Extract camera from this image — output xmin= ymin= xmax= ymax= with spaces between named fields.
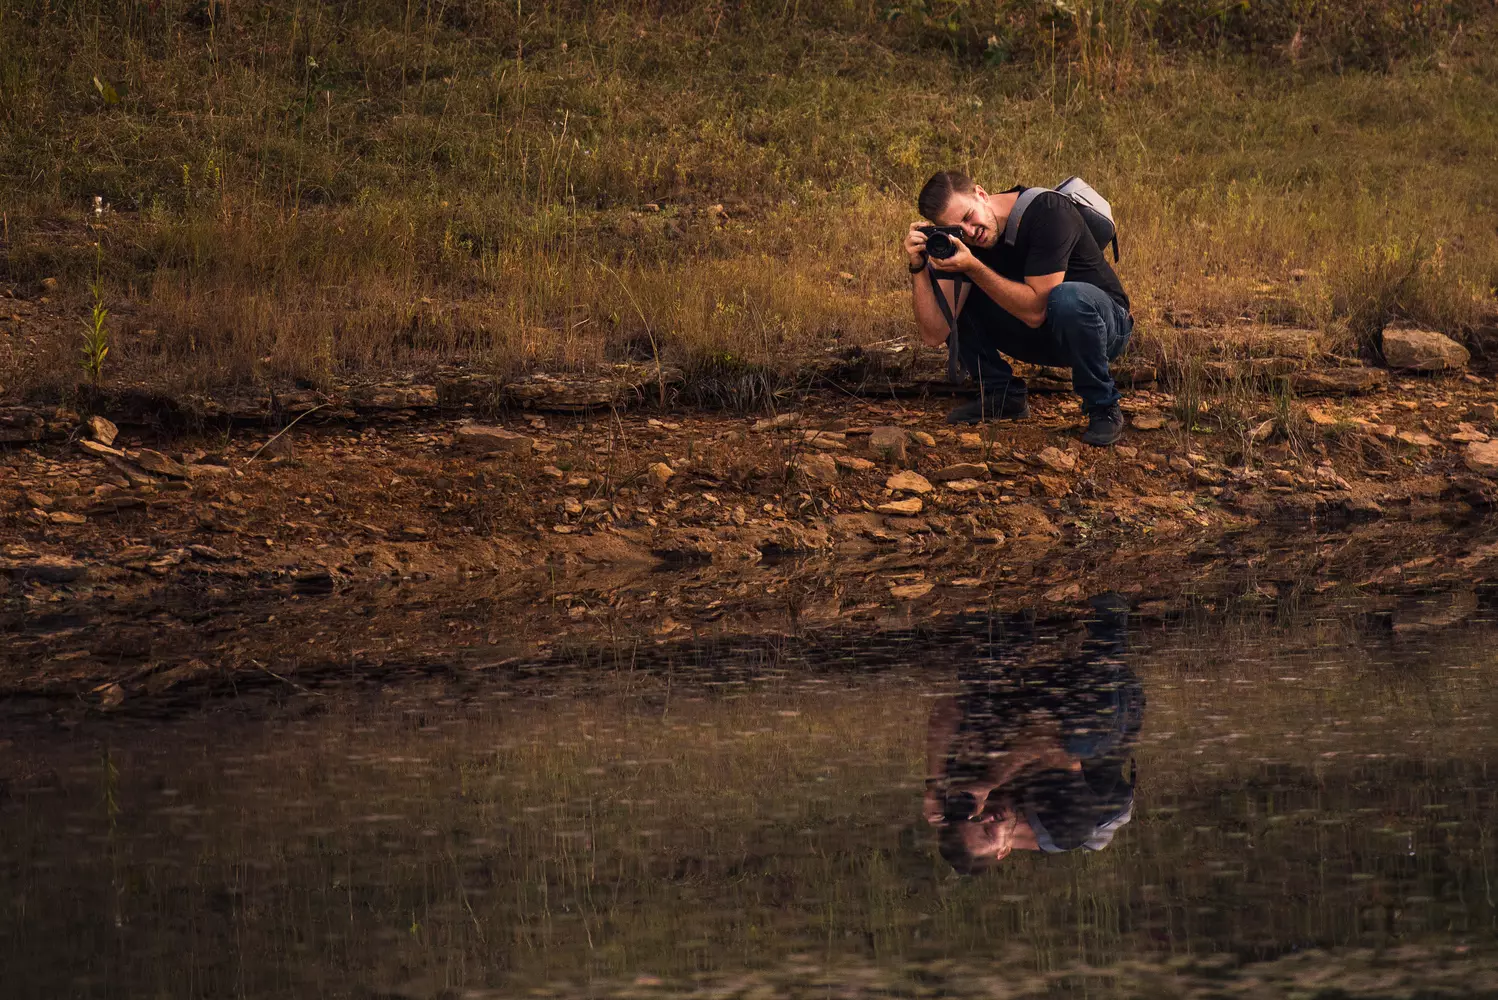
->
xmin=919 ymin=225 xmax=966 ymax=260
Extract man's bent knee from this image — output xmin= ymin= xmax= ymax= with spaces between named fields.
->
xmin=1046 ymin=282 xmax=1100 ymax=328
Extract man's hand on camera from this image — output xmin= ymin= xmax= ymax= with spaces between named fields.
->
xmin=928 ymin=237 xmax=976 ymax=275
xmin=903 ymin=221 xmax=929 ymax=270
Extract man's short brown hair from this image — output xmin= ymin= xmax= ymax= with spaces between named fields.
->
xmin=918 ymin=171 xmax=975 ymax=222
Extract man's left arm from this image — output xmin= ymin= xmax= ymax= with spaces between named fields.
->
xmin=930 ymin=244 xmax=1065 ymax=329
xmin=967 ymin=266 xmax=1064 ymax=329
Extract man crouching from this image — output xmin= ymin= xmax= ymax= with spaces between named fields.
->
xmin=904 ymin=171 xmax=1133 ymax=447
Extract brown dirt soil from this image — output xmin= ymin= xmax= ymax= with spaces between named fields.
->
xmin=4 ymin=374 xmax=1498 ymax=710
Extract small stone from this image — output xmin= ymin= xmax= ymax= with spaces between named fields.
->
xmin=1396 ymin=431 xmax=1438 ymax=448
xmin=909 ymin=430 xmax=937 ymax=448
xmin=188 ymin=544 xmax=232 ymax=561
xmin=1044 ymin=582 xmax=1083 ymax=603
xmin=541 ymin=465 xmax=565 ymax=479
xmin=886 ymin=471 xmax=934 ymax=494
xmin=957 ymin=433 xmax=983 ymax=449
xmin=1464 ymin=440 xmax=1498 ymax=477
xmin=932 ymin=462 xmax=988 ymax=482
xmin=566 ymin=475 xmax=592 ymax=488
xmin=1131 ymin=412 xmax=1165 ymax=431
xmin=1306 ymin=407 xmax=1339 ymax=426
xmin=1381 ymin=327 xmax=1469 ymax=371
xmin=1169 ymin=455 xmax=1194 ymax=473
xmin=647 ymin=462 xmax=675 ymax=486
xmin=85 ymin=415 xmax=118 ymax=446
xmin=834 ymin=455 xmax=875 ymax=473
xmin=1036 ymin=446 xmax=1076 ymax=472
xmin=1250 ymin=419 xmax=1276 ymax=443
xmin=944 ymin=479 xmax=983 ymax=492
xmin=131 ymin=448 xmax=190 ymax=478
xmin=48 ymin=511 xmax=86 ymax=525
xmin=868 ymin=426 xmax=908 ymax=462
xmin=751 ymin=412 xmax=800 ymax=433
xmin=889 ymin=581 xmax=934 ymax=600
xmin=40 ymin=276 xmax=58 ymax=290
xmin=877 ymin=498 xmax=924 ymax=516
xmin=839 ymin=271 xmax=857 ymax=283
xmin=185 ymin=463 xmax=233 ymax=479
xmin=453 ymin=424 xmax=535 ymax=455
xmin=973 ymin=530 xmax=1006 ymax=545
xmin=562 ymin=497 xmax=584 ymax=515
xmin=797 ymin=452 xmax=839 ymax=483
xmin=1114 ymin=445 xmax=1138 ymax=459
xmin=22 ymin=490 xmax=53 ymax=509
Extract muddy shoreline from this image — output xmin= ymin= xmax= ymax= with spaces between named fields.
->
xmin=4 ymin=370 xmax=1498 ymax=710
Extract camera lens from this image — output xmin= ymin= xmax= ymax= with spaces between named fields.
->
xmin=927 ymin=231 xmax=956 ymax=260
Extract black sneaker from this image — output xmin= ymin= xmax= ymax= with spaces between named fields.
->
xmin=944 ymin=392 xmax=1030 ymax=425
xmin=1082 ymin=404 xmax=1125 ymax=446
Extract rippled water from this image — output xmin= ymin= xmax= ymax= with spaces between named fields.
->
xmin=4 ymin=599 xmax=1498 ymax=998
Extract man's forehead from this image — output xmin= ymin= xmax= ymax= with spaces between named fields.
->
xmin=938 ymin=192 xmax=979 ymax=222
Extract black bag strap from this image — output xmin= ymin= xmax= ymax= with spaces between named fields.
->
xmin=1003 ymin=187 xmax=1048 ymax=247
xmin=927 ymin=266 xmax=966 ymax=383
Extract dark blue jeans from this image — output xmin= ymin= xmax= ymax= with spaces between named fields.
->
xmin=957 ymin=281 xmax=1133 ymax=413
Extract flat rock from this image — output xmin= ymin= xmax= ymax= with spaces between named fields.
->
xmin=1396 ymin=431 xmax=1438 ymax=448
xmin=752 ymin=412 xmax=800 ymax=433
xmin=1464 ymin=440 xmax=1498 ymax=477
xmin=646 ymin=461 xmax=676 ymax=486
xmin=85 ymin=415 xmax=118 ymax=445
xmin=131 ymin=448 xmax=190 ymax=478
xmin=1131 ymin=412 xmax=1165 ymax=431
xmin=1036 ymin=446 xmax=1077 ymax=472
xmin=886 ymin=471 xmax=933 ymax=494
xmin=868 ymin=426 xmax=908 ymax=462
xmin=1291 ymin=367 xmax=1389 ymax=396
xmin=933 ymin=462 xmax=988 ymax=482
xmin=889 ymin=581 xmax=934 ymax=600
xmin=796 ymin=452 xmax=839 ymax=483
xmin=79 ymin=438 xmax=125 ymax=459
xmin=944 ymin=479 xmax=983 ymax=492
xmin=1382 ymin=327 xmax=1469 ymax=371
xmin=185 ymin=463 xmax=233 ymax=479
xmin=652 ymin=527 xmax=718 ymax=562
xmin=453 ymin=424 xmax=535 ymax=455
xmin=909 ymin=430 xmax=936 ymax=448
xmin=347 ymin=385 xmax=439 ymax=409
xmin=877 ymin=498 xmax=923 ymax=516
xmin=957 ymin=432 xmax=983 ymax=449
xmin=834 ymin=455 xmax=876 ymax=473
xmin=799 ymin=429 xmax=847 ymax=450
xmin=6 ymin=555 xmax=88 ymax=583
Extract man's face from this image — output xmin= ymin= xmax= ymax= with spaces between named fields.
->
xmin=933 ymin=186 xmax=999 ymax=249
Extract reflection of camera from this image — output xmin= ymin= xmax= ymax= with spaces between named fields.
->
xmin=919 ymin=225 xmax=965 ymax=260
xmin=942 ymin=789 xmax=980 ymax=823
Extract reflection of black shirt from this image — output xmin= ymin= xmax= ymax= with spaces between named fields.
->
xmin=961 ymin=187 xmax=1130 ymax=345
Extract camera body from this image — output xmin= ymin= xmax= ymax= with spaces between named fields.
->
xmin=918 ymin=225 xmax=966 ymax=260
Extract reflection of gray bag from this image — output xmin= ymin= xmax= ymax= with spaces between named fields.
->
xmin=1003 ymin=177 xmax=1119 ymax=262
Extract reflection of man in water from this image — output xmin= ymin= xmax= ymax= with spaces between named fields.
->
xmin=922 ymin=598 xmax=1143 ymax=874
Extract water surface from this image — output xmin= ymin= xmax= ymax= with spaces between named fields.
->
xmin=4 ymin=600 xmax=1498 ymax=998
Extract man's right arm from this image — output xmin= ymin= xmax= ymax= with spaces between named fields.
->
xmin=904 ymin=222 xmax=968 ymax=348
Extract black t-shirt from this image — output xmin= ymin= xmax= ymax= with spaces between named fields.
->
xmin=959 ymin=187 xmax=1129 ymax=342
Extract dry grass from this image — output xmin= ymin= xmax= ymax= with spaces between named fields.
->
xmin=1 ymin=2 xmax=1495 ymax=401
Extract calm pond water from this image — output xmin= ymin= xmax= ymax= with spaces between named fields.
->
xmin=4 ymin=597 xmax=1498 ymax=998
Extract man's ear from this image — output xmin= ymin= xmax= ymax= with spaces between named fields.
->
xmin=973 ymin=185 xmax=988 ymax=202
